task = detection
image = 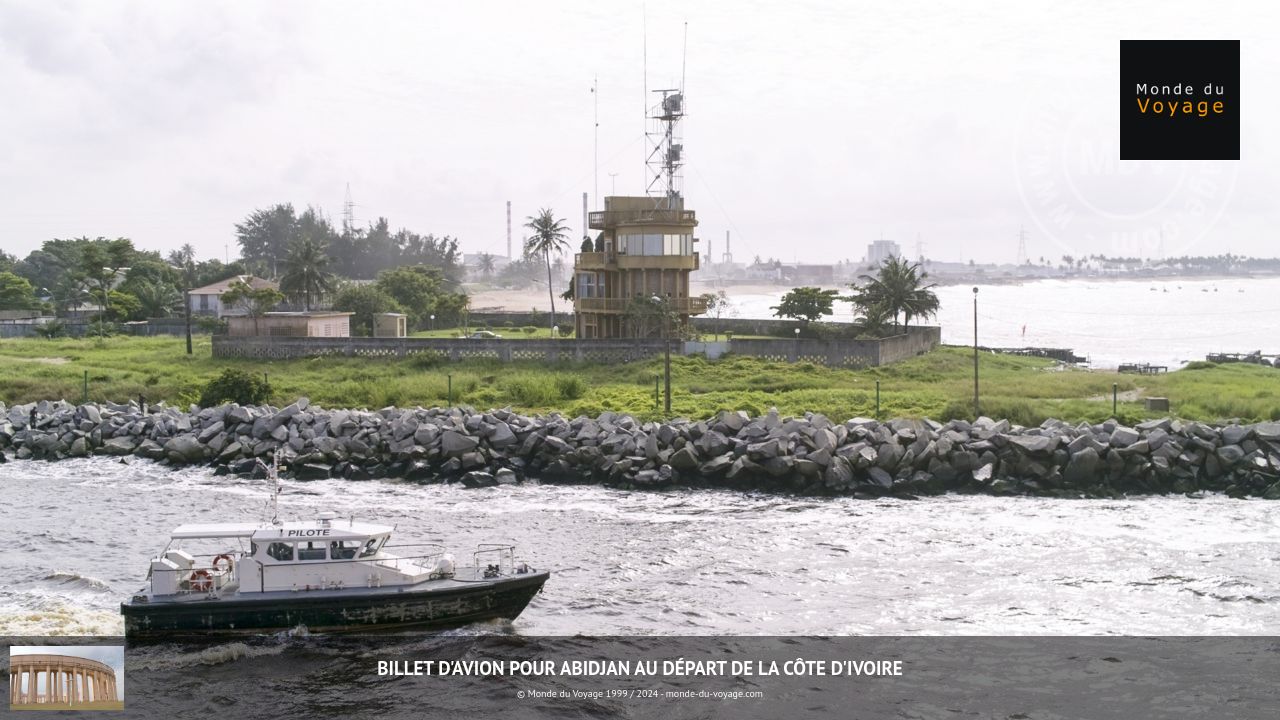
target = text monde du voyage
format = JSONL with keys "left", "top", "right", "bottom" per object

{"left": 1135, "top": 82, "right": 1227, "bottom": 118}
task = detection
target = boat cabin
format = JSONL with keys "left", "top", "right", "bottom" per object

{"left": 147, "top": 511, "right": 446, "bottom": 597}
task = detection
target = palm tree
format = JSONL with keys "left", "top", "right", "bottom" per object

{"left": 478, "top": 252, "right": 496, "bottom": 278}
{"left": 279, "top": 236, "right": 335, "bottom": 310}
{"left": 523, "top": 208, "right": 571, "bottom": 331}
{"left": 847, "top": 256, "right": 939, "bottom": 332}
{"left": 132, "top": 280, "right": 182, "bottom": 318}
{"left": 167, "top": 244, "right": 196, "bottom": 268}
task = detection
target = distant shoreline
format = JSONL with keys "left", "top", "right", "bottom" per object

{"left": 467, "top": 273, "right": 1280, "bottom": 312}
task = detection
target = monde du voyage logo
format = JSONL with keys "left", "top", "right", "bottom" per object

{"left": 1120, "top": 40, "right": 1239, "bottom": 160}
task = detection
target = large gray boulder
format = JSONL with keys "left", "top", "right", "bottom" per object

{"left": 441, "top": 430, "right": 479, "bottom": 457}
{"left": 163, "top": 435, "right": 205, "bottom": 463}
{"left": 1063, "top": 447, "right": 1100, "bottom": 485}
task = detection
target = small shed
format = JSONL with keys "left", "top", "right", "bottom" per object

{"left": 374, "top": 312, "right": 408, "bottom": 338}
{"left": 227, "top": 312, "right": 353, "bottom": 338}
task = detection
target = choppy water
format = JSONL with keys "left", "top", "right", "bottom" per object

{"left": 728, "top": 276, "right": 1280, "bottom": 368}
{"left": 3, "top": 458, "right": 1280, "bottom": 637}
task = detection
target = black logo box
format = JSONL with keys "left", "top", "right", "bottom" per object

{"left": 1120, "top": 39, "right": 1239, "bottom": 160}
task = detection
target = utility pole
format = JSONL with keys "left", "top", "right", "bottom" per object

{"left": 653, "top": 295, "right": 672, "bottom": 415}
{"left": 592, "top": 76, "right": 599, "bottom": 209}
{"left": 506, "top": 201, "right": 512, "bottom": 259}
{"left": 972, "top": 287, "right": 980, "bottom": 418}
{"left": 184, "top": 289, "right": 193, "bottom": 355}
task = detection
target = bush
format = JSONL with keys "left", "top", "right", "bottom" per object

{"left": 522, "top": 326, "right": 538, "bottom": 335}
{"left": 200, "top": 368, "right": 272, "bottom": 407}
{"left": 1183, "top": 361, "right": 1217, "bottom": 370}
{"left": 555, "top": 375, "right": 587, "bottom": 400}
{"left": 31, "top": 320, "right": 66, "bottom": 339}
{"left": 85, "top": 320, "right": 119, "bottom": 337}
{"left": 502, "top": 373, "right": 560, "bottom": 406}
{"left": 195, "top": 316, "right": 228, "bottom": 334}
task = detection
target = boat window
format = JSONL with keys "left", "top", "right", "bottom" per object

{"left": 298, "top": 541, "right": 326, "bottom": 562}
{"left": 330, "top": 540, "right": 361, "bottom": 560}
{"left": 266, "top": 542, "right": 294, "bottom": 562}
{"left": 359, "top": 536, "right": 383, "bottom": 558}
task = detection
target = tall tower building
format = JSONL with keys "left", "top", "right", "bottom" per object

{"left": 571, "top": 87, "right": 706, "bottom": 338}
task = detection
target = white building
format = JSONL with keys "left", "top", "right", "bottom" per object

{"left": 188, "top": 275, "right": 277, "bottom": 316}
{"left": 865, "top": 239, "right": 901, "bottom": 268}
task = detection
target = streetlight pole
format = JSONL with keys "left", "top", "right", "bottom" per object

{"left": 972, "top": 286, "right": 979, "bottom": 418}
{"left": 184, "top": 289, "right": 193, "bottom": 355}
{"left": 653, "top": 295, "right": 671, "bottom": 415}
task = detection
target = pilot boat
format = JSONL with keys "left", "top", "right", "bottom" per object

{"left": 121, "top": 459, "right": 548, "bottom": 638}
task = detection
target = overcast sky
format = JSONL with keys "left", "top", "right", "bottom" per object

{"left": 1, "top": 1, "right": 1276, "bottom": 266}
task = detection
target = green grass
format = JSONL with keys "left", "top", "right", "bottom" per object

{"left": 0, "top": 336, "right": 1277, "bottom": 425}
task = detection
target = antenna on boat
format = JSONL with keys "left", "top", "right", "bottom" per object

{"left": 269, "top": 449, "right": 283, "bottom": 526}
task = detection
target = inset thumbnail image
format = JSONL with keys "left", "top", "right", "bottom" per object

{"left": 9, "top": 646, "right": 123, "bottom": 711}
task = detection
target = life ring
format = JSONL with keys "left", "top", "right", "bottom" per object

{"left": 190, "top": 568, "right": 213, "bottom": 593}
{"left": 213, "top": 554, "right": 234, "bottom": 572}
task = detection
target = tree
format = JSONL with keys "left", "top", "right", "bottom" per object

{"left": 496, "top": 256, "right": 543, "bottom": 288}
{"left": 771, "top": 287, "right": 838, "bottom": 325}
{"left": 191, "top": 258, "right": 248, "bottom": 288}
{"left": 131, "top": 280, "right": 183, "bottom": 319}
{"left": 15, "top": 237, "right": 140, "bottom": 303}
{"left": 0, "top": 272, "right": 38, "bottom": 310}
{"left": 845, "top": 256, "right": 939, "bottom": 332}
{"left": 104, "top": 290, "right": 142, "bottom": 322}
{"left": 477, "top": 252, "right": 496, "bottom": 278}
{"left": 221, "top": 279, "right": 284, "bottom": 335}
{"left": 0, "top": 250, "right": 15, "bottom": 273}
{"left": 700, "top": 290, "right": 733, "bottom": 340}
{"left": 623, "top": 295, "right": 678, "bottom": 339}
{"left": 374, "top": 265, "right": 467, "bottom": 329}
{"left": 235, "top": 204, "right": 297, "bottom": 277}
{"left": 78, "top": 238, "right": 135, "bottom": 336}
{"left": 167, "top": 243, "right": 196, "bottom": 268}
{"left": 279, "top": 236, "right": 335, "bottom": 310}
{"left": 333, "top": 284, "right": 403, "bottom": 336}
{"left": 523, "top": 208, "right": 571, "bottom": 332}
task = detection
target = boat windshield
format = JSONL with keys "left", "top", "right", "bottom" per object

{"left": 330, "top": 540, "right": 361, "bottom": 560}
{"left": 360, "top": 536, "right": 387, "bottom": 557}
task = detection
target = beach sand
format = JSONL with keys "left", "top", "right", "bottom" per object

{"left": 467, "top": 281, "right": 795, "bottom": 312}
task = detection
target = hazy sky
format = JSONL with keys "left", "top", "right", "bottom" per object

{"left": 2, "top": 1, "right": 1276, "bottom": 265}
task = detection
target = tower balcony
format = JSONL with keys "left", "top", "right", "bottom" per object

{"left": 574, "top": 253, "right": 700, "bottom": 271}
{"left": 588, "top": 209, "right": 696, "bottom": 229}
{"left": 575, "top": 295, "right": 709, "bottom": 315}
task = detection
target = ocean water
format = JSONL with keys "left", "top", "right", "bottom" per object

{"left": 725, "top": 276, "right": 1280, "bottom": 368}
{"left": 4, "top": 459, "right": 1280, "bottom": 638}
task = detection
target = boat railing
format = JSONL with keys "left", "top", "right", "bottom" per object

{"left": 149, "top": 563, "right": 235, "bottom": 596}
{"left": 473, "top": 544, "right": 518, "bottom": 577}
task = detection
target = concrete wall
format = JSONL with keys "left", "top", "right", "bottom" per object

{"left": 0, "top": 320, "right": 196, "bottom": 338}
{"left": 877, "top": 326, "right": 942, "bottom": 364}
{"left": 213, "top": 336, "right": 674, "bottom": 363}
{"left": 213, "top": 327, "right": 941, "bottom": 368}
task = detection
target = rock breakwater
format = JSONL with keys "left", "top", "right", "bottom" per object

{"left": 3, "top": 399, "right": 1280, "bottom": 499}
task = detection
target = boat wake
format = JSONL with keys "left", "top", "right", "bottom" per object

{"left": 0, "top": 602, "right": 123, "bottom": 636}
{"left": 40, "top": 571, "right": 113, "bottom": 592}
{"left": 130, "top": 640, "right": 291, "bottom": 671}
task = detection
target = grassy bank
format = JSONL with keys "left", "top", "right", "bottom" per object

{"left": 0, "top": 336, "right": 1277, "bottom": 425}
